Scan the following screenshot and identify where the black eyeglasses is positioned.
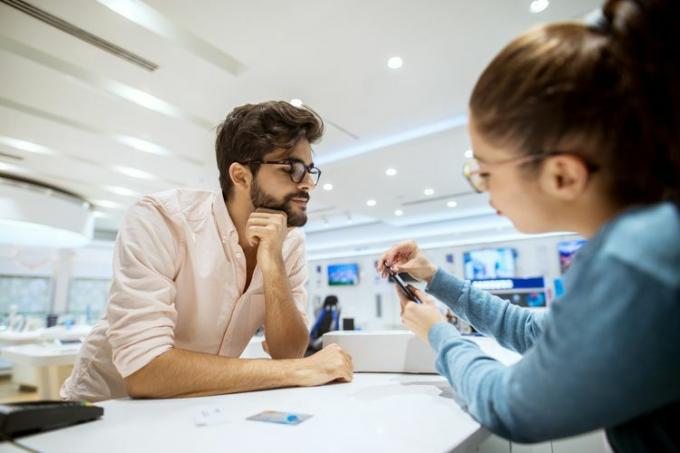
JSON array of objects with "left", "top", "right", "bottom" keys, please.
[{"left": 241, "top": 158, "right": 322, "bottom": 185}]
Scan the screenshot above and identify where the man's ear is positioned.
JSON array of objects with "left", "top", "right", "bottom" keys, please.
[
  {"left": 228, "top": 162, "right": 252, "bottom": 191},
  {"left": 538, "top": 154, "right": 590, "bottom": 201}
]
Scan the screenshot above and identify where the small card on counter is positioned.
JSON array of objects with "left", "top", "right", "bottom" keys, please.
[
  {"left": 193, "top": 405, "right": 230, "bottom": 427},
  {"left": 246, "top": 410, "right": 312, "bottom": 425}
]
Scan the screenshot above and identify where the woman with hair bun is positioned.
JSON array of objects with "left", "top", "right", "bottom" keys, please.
[{"left": 378, "top": 1, "right": 679, "bottom": 451}]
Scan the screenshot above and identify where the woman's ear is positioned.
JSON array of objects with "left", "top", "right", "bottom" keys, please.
[
  {"left": 228, "top": 162, "right": 252, "bottom": 191},
  {"left": 539, "top": 154, "right": 590, "bottom": 201}
]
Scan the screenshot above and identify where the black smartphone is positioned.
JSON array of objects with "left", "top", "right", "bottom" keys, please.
[{"left": 384, "top": 265, "right": 422, "bottom": 304}]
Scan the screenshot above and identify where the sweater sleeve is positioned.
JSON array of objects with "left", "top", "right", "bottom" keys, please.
[
  {"left": 426, "top": 268, "right": 547, "bottom": 353},
  {"left": 427, "top": 256, "right": 680, "bottom": 442}
]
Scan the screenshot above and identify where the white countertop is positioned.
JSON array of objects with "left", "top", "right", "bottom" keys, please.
[
  {"left": 0, "top": 325, "right": 92, "bottom": 346},
  {"left": 0, "top": 373, "right": 488, "bottom": 453},
  {"left": 0, "top": 343, "right": 82, "bottom": 367}
]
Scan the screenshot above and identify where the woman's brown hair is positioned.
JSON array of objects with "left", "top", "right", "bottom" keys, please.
[{"left": 469, "top": 0, "right": 679, "bottom": 205}]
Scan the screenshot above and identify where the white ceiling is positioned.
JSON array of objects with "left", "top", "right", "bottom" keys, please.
[{"left": 0, "top": 0, "right": 599, "bottom": 256}]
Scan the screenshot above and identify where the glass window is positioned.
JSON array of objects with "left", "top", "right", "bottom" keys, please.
[
  {"left": 67, "top": 278, "right": 110, "bottom": 323},
  {"left": 0, "top": 275, "right": 52, "bottom": 322}
]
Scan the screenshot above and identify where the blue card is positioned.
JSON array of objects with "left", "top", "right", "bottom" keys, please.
[{"left": 246, "top": 410, "right": 312, "bottom": 425}]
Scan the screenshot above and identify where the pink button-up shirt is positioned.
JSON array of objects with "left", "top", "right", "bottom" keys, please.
[{"left": 61, "top": 189, "right": 309, "bottom": 401}]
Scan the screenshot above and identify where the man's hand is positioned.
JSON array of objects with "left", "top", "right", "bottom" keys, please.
[
  {"left": 296, "top": 344, "right": 353, "bottom": 386},
  {"left": 377, "top": 240, "right": 438, "bottom": 284},
  {"left": 397, "top": 285, "right": 446, "bottom": 344},
  {"left": 246, "top": 208, "right": 289, "bottom": 265}
]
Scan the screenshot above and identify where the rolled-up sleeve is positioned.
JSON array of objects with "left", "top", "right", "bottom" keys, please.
[{"left": 106, "top": 198, "right": 182, "bottom": 378}]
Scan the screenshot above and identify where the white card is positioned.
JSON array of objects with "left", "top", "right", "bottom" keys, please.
[{"left": 193, "top": 405, "right": 230, "bottom": 427}]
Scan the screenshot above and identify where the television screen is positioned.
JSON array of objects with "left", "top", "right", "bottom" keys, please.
[
  {"left": 327, "top": 263, "right": 360, "bottom": 286},
  {"left": 557, "top": 239, "right": 587, "bottom": 273},
  {"left": 497, "top": 292, "right": 546, "bottom": 308},
  {"left": 463, "top": 248, "right": 516, "bottom": 280}
]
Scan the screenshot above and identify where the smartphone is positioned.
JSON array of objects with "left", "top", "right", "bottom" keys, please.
[{"left": 384, "top": 265, "right": 422, "bottom": 304}]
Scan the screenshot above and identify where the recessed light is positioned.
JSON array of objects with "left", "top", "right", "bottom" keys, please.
[
  {"left": 366, "top": 199, "right": 377, "bottom": 207},
  {"left": 322, "top": 183, "right": 333, "bottom": 191},
  {"left": 290, "top": 98, "right": 303, "bottom": 107},
  {"left": 464, "top": 149, "right": 474, "bottom": 159},
  {"left": 387, "top": 56, "right": 403, "bottom": 69},
  {"left": 529, "top": 0, "right": 549, "bottom": 13},
  {"left": 113, "top": 165, "right": 157, "bottom": 180},
  {"left": 424, "top": 188, "right": 435, "bottom": 196},
  {"left": 385, "top": 168, "right": 397, "bottom": 176},
  {"left": 394, "top": 209, "right": 404, "bottom": 216},
  {"left": 447, "top": 200, "right": 458, "bottom": 208}
]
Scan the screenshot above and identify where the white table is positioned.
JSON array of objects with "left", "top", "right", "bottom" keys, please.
[
  {"left": 0, "top": 325, "right": 92, "bottom": 346},
  {"left": 0, "top": 343, "right": 82, "bottom": 399},
  {"left": 0, "top": 373, "right": 488, "bottom": 453}
]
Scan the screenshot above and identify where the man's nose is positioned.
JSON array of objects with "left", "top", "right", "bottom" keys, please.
[{"left": 298, "top": 171, "right": 315, "bottom": 191}]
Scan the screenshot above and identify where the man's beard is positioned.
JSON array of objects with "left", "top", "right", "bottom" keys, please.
[{"left": 250, "top": 180, "right": 309, "bottom": 227}]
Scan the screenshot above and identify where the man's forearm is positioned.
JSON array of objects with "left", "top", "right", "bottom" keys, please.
[
  {"left": 124, "top": 347, "right": 305, "bottom": 398},
  {"left": 260, "top": 254, "right": 309, "bottom": 359}
]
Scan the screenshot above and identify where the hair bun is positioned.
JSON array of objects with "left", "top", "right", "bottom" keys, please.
[{"left": 603, "top": 0, "right": 680, "bottom": 201}]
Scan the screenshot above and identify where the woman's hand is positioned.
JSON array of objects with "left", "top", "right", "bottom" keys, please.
[
  {"left": 377, "top": 240, "right": 437, "bottom": 284},
  {"left": 396, "top": 285, "right": 446, "bottom": 345}
]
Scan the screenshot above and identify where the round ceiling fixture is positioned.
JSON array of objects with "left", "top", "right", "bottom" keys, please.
[{"left": 0, "top": 173, "right": 94, "bottom": 248}]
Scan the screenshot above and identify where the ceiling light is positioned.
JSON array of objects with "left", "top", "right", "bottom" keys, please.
[
  {"left": 385, "top": 168, "right": 397, "bottom": 176},
  {"left": 103, "top": 185, "right": 139, "bottom": 197},
  {"left": 112, "top": 165, "right": 157, "bottom": 180},
  {"left": 387, "top": 56, "right": 403, "bottom": 69},
  {"left": 290, "top": 98, "right": 303, "bottom": 107},
  {"left": 0, "top": 162, "right": 29, "bottom": 174},
  {"left": 0, "top": 175, "right": 93, "bottom": 248},
  {"left": 316, "top": 113, "right": 468, "bottom": 165},
  {"left": 394, "top": 209, "right": 404, "bottom": 216},
  {"left": 114, "top": 135, "right": 172, "bottom": 156},
  {"left": 366, "top": 199, "right": 377, "bottom": 207},
  {"left": 0, "top": 136, "right": 53, "bottom": 155},
  {"left": 91, "top": 199, "right": 123, "bottom": 210},
  {"left": 322, "top": 183, "right": 333, "bottom": 191},
  {"left": 424, "top": 188, "right": 435, "bottom": 196},
  {"left": 529, "top": 0, "right": 549, "bottom": 13},
  {"left": 464, "top": 149, "right": 474, "bottom": 159},
  {"left": 447, "top": 200, "right": 458, "bottom": 208}
]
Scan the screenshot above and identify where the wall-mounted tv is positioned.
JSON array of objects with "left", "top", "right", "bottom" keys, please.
[
  {"left": 463, "top": 248, "right": 517, "bottom": 280},
  {"left": 557, "top": 239, "right": 587, "bottom": 273},
  {"left": 327, "top": 263, "right": 360, "bottom": 286}
]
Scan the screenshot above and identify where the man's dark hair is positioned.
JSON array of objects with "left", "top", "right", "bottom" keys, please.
[{"left": 215, "top": 101, "right": 324, "bottom": 197}]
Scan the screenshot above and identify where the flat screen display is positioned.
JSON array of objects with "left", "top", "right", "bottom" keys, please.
[
  {"left": 557, "top": 239, "right": 587, "bottom": 273},
  {"left": 327, "top": 263, "right": 360, "bottom": 286},
  {"left": 463, "top": 248, "right": 517, "bottom": 280}
]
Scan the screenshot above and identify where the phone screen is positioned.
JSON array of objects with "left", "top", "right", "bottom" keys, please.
[{"left": 385, "top": 265, "right": 422, "bottom": 304}]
